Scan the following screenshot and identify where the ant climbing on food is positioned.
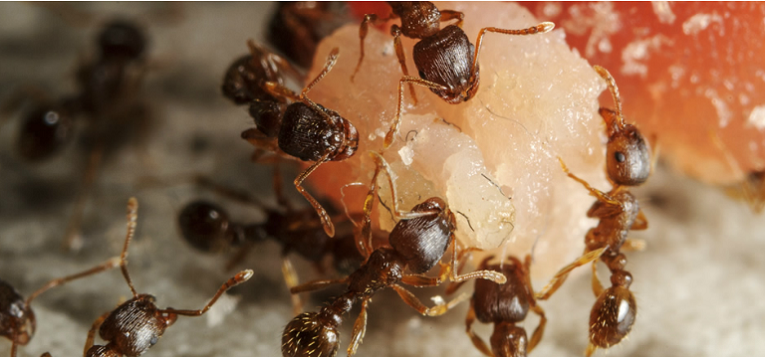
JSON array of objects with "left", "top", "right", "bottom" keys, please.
[
  {"left": 533, "top": 65, "right": 650, "bottom": 356},
  {"left": 447, "top": 254, "right": 546, "bottom": 357},
  {"left": 3, "top": 19, "right": 151, "bottom": 250},
  {"left": 82, "top": 197, "right": 253, "bottom": 357},
  {"left": 280, "top": 152, "right": 507, "bottom": 357},
  {"left": 350, "top": 1, "right": 554, "bottom": 148},
  {"left": 237, "top": 44, "right": 359, "bottom": 238},
  {"left": 1, "top": 257, "right": 121, "bottom": 357}
]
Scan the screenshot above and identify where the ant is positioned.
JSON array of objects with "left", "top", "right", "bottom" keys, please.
[
  {"left": 238, "top": 45, "right": 359, "bottom": 238},
  {"left": 447, "top": 254, "right": 546, "bottom": 357},
  {"left": 533, "top": 65, "right": 650, "bottom": 356},
  {"left": 5, "top": 19, "right": 150, "bottom": 250},
  {"left": 1, "top": 258, "right": 121, "bottom": 357},
  {"left": 267, "top": 2, "right": 352, "bottom": 69},
  {"left": 350, "top": 1, "right": 554, "bottom": 148},
  {"left": 280, "top": 152, "right": 507, "bottom": 357},
  {"left": 83, "top": 197, "right": 253, "bottom": 357}
]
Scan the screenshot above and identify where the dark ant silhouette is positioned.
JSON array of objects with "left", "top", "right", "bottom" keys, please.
[
  {"left": 3, "top": 19, "right": 151, "bottom": 250},
  {"left": 238, "top": 45, "right": 359, "bottom": 238},
  {"left": 447, "top": 254, "right": 546, "bottom": 357},
  {"left": 280, "top": 152, "right": 507, "bottom": 357},
  {"left": 534, "top": 66, "right": 650, "bottom": 356},
  {"left": 267, "top": 2, "right": 352, "bottom": 69},
  {"left": 349, "top": 1, "right": 554, "bottom": 148},
  {"left": 1, "top": 259, "right": 120, "bottom": 357},
  {"left": 82, "top": 197, "right": 253, "bottom": 357}
]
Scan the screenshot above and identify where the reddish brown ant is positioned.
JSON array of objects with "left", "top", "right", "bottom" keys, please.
[
  {"left": 349, "top": 1, "right": 554, "bottom": 148},
  {"left": 447, "top": 254, "right": 546, "bottom": 357},
  {"left": 280, "top": 152, "right": 507, "bottom": 357},
  {"left": 534, "top": 66, "right": 650, "bottom": 356},
  {"left": 1, "top": 259, "right": 120, "bottom": 357},
  {"left": 83, "top": 198, "right": 253, "bottom": 357},
  {"left": 239, "top": 45, "right": 359, "bottom": 238}
]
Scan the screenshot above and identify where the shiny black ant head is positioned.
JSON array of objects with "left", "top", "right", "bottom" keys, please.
[
  {"left": 0, "top": 280, "right": 36, "bottom": 345},
  {"left": 17, "top": 106, "right": 72, "bottom": 162},
  {"left": 222, "top": 54, "right": 261, "bottom": 105},
  {"left": 98, "top": 20, "right": 146, "bottom": 62},
  {"left": 413, "top": 25, "right": 476, "bottom": 104},
  {"left": 601, "top": 108, "right": 651, "bottom": 186},
  {"left": 178, "top": 200, "right": 241, "bottom": 253},
  {"left": 282, "top": 312, "right": 341, "bottom": 357},
  {"left": 389, "top": 197, "right": 455, "bottom": 274}
]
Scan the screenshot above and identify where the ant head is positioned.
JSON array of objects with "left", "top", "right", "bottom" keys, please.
[
  {"left": 602, "top": 111, "right": 651, "bottom": 186},
  {"left": 0, "top": 280, "right": 36, "bottom": 345},
  {"left": 389, "top": 197, "right": 454, "bottom": 274},
  {"left": 17, "top": 106, "right": 72, "bottom": 162},
  {"left": 589, "top": 286, "right": 636, "bottom": 349},
  {"left": 98, "top": 20, "right": 146, "bottom": 62},
  {"left": 282, "top": 312, "right": 340, "bottom": 357},
  {"left": 178, "top": 201, "right": 235, "bottom": 253},
  {"left": 222, "top": 54, "right": 260, "bottom": 105}
]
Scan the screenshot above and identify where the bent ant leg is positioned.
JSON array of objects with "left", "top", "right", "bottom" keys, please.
[
  {"left": 83, "top": 311, "right": 110, "bottom": 357},
  {"left": 161, "top": 269, "right": 253, "bottom": 317},
  {"left": 469, "top": 22, "right": 555, "bottom": 83},
  {"left": 439, "top": 10, "right": 464, "bottom": 27},
  {"left": 535, "top": 247, "right": 607, "bottom": 300},
  {"left": 281, "top": 257, "right": 304, "bottom": 315},
  {"left": 351, "top": 13, "right": 392, "bottom": 82},
  {"left": 443, "top": 236, "right": 506, "bottom": 285},
  {"left": 523, "top": 255, "right": 546, "bottom": 353},
  {"left": 591, "top": 261, "right": 604, "bottom": 297},
  {"left": 294, "top": 154, "right": 335, "bottom": 237},
  {"left": 384, "top": 76, "right": 448, "bottom": 149},
  {"left": 290, "top": 277, "right": 349, "bottom": 294},
  {"left": 390, "top": 25, "right": 418, "bottom": 105},
  {"left": 465, "top": 300, "right": 493, "bottom": 356},
  {"left": 391, "top": 284, "right": 470, "bottom": 317},
  {"left": 347, "top": 298, "right": 370, "bottom": 356},
  {"left": 557, "top": 157, "right": 621, "bottom": 206}
]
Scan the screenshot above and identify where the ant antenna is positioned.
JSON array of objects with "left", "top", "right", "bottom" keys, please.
[
  {"left": 120, "top": 197, "right": 139, "bottom": 297},
  {"left": 593, "top": 65, "right": 625, "bottom": 129},
  {"left": 340, "top": 182, "right": 366, "bottom": 227}
]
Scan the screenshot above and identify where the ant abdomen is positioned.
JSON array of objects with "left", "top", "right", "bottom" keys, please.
[
  {"left": 388, "top": 198, "right": 454, "bottom": 274},
  {"left": 589, "top": 286, "right": 636, "bottom": 350},
  {"left": 178, "top": 200, "right": 244, "bottom": 253},
  {"left": 489, "top": 324, "right": 528, "bottom": 357},
  {"left": 17, "top": 106, "right": 73, "bottom": 161},
  {"left": 282, "top": 311, "right": 341, "bottom": 357},
  {"left": 278, "top": 102, "right": 358, "bottom": 162},
  {"left": 413, "top": 25, "right": 475, "bottom": 104}
]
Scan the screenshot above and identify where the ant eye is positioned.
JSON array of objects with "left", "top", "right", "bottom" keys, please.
[{"left": 614, "top": 151, "right": 626, "bottom": 163}]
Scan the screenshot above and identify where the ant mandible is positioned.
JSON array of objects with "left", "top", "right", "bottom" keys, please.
[
  {"left": 239, "top": 44, "right": 359, "bottom": 238},
  {"left": 447, "top": 254, "right": 546, "bottom": 357},
  {"left": 84, "top": 198, "right": 253, "bottom": 357},
  {"left": 534, "top": 66, "right": 651, "bottom": 356},
  {"left": 349, "top": 1, "right": 554, "bottom": 148},
  {"left": 1, "top": 257, "right": 121, "bottom": 357},
  {"left": 280, "top": 152, "right": 507, "bottom": 357}
]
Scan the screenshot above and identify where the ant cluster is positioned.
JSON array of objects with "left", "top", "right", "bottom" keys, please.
[{"left": 2, "top": 2, "right": 656, "bottom": 357}]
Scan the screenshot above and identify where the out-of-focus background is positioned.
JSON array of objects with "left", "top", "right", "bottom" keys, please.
[{"left": 0, "top": 3, "right": 763, "bottom": 357}]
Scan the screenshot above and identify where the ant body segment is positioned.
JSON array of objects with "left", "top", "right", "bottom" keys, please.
[
  {"left": 534, "top": 66, "right": 650, "bottom": 356},
  {"left": 448, "top": 255, "right": 546, "bottom": 357},
  {"left": 350, "top": 1, "right": 554, "bottom": 148},
  {"left": 84, "top": 198, "right": 253, "bottom": 357},
  {"left": 238, "top": 44, "right": 359, "bottom": 238},
  {"left": 280, "top": 152, "right": 507, "bottom": 357}
]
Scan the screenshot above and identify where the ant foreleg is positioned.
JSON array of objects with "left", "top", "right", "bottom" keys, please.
[
  {"left": 527, "top": 303, "right": 547, "bottom": 353},
  {"left": 162, "top": 270, "right": 253, "bottom": 317},
  {"left": 281, "top": 258, "right": 304, "bottom": 315},
  {"left": 439, "top": 10, "right": 464, "bottom": 27},
  {"left": 294, "top": 154, "right": 335, "bottom": 237},
  {"left": 391, "top": 284, "right": 469, "bottom": 316},
  {"left": 535, "top": 247, "right": 607, "bottom": 300}
]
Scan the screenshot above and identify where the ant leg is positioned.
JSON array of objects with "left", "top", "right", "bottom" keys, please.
[
  {"left": 294, "top": 154, "right": 335, "bottom": 237},
  {"left": 384, "top": 76, "right": 448, "bottom": 149},
  {"left": 368, "top": 151, "right": 441, "bottom": 220},
  {"left": 347, "top": 298, "right": 370, "bottom": 356},
  {"left": 631, "top": 209, "right": 648, "bottom": 230},
  {"left": 444, "top": 237, "right": 506, "bottom": 284},
  {"left": 401, "top": 274, "right": 440, "bottom": 287},
  {"left": 621, "top": 238, "right": 646, "bottom": 252},
  {"left": 558, "top": 157, "right": 621, "bottom": 206},
  {"left": 63, "top": 144, "right": 105, "bottom": 251},
  {"left": 390, "top": 25, "right": 418, "bottom": 105},
  {"left": 11, "top": 337, "right": 18, "bottom": 357},
  {"left": 591, "top": 261, "right": 604, "bottom": 297},
  {"left": 585, "top": 343, "right": 599, "bottom": 357},
  {"left": 351, "top": 14, "right": 390, "bottom": 82},
  {"left": 470, "top": 22, "right": 555, "bottom": 84},
  {"left": 162, "top": 270, "right": 253, "bottom": 316},
  {"left": 83, "top": 311, "right": 110, "bottom": 357},
  {"left": 465, "top": 300, "right": 493, "bottom": 356},
  {"left": 439, "top": 10, "right": 465, "bottom": 27},
  {"left": 118, "top": 198, "right": 140, "bottom": 297},
  {"left": 290, "top": 277, "right": 349, "bottom": 294},
  {"left": 224, "top": 240, "right": 254, "bottom": 271},
  {"left": 392, "top": 284, "right": 470, "bottom": 316},
  {"left": 241, "top": 128, "right": 281, "bottom": 153},
  {"left": 535, "top": 247, "right": 607, "bottom": 300},
  {"left": 24, "top": 256, "right": 121, "bottom": 306},
  {"left": 524, "top": 255, "right": 547, "bottom": 353},
  {"left": 281, "top": 258, "right": 304, "bottom": 315}
]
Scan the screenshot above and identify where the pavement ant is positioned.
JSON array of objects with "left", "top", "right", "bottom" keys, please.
[
  {"left": 447, "top": 255, "right": 546, "bottom": 357},
  {"left": 267, "top": 2, "right": 352, "bottom": 69},
  {"left": 1, "top": 259, "right": 120, "bottom": 357},
  {"left": 534, "top": 66, "right": 650, "bottom": 356},
  {"left": 239, "top": 46, "right": 359, "bottom": 238},
  {"left": 83, "top": 198, "right": 253, "bottom": 357},
  {"left": 349, "top": 1, "right": 554, "bottom": 148},
  {"left": 280, "top": 152, "right": 507, "bottom": 357}
]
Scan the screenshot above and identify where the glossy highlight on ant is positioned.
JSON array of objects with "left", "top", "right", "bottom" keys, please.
[
  {"left": 534, "top": 66, "right": 650, "bottom": 356},
  {"left": 83, "top": 198, "right": 253, "bottom": 357},
  {"left": 350, "top": 1, "right": 554, "bottom": 148},
  {"left": 448, "top": 255, "right": 546, "bottom": 357},
  {"left": 238, "top": 44, "right": 359, "bottom": 238},
  {"left": 280, "top": 152, "right": 507, "bottom": 357}
]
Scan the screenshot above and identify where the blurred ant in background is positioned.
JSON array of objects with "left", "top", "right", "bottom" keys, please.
[
  {"left": 710, "top": 130, "right": 765, "bottom": 214},
  {"left": 534, "top": 65, "right": 650, "bottom": 356},
  {"left": 350, "top": 1, "right": 554, "bottom": 148}
]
